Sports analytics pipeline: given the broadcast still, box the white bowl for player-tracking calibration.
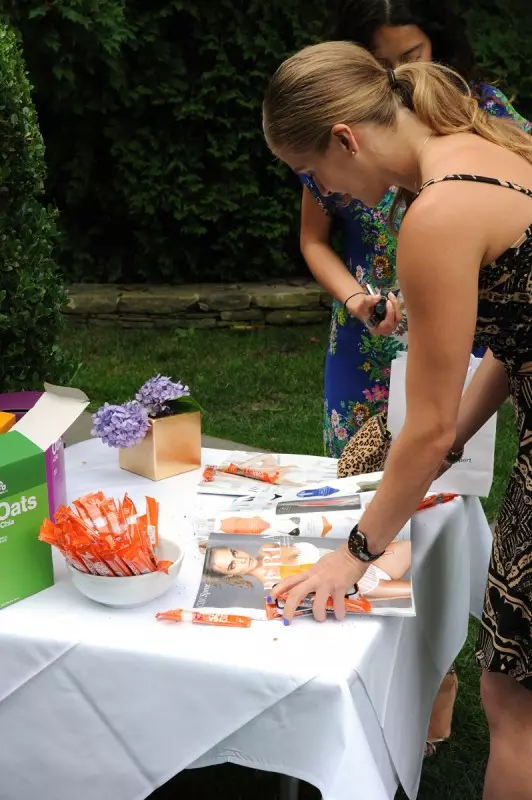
[67,537,184,608]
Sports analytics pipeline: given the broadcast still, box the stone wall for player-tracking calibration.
[66,282,333,328]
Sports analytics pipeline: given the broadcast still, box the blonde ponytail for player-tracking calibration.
[263,41,532,228]
[388,60,532,225]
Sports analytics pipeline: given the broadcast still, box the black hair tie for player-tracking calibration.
[387,67,398,90]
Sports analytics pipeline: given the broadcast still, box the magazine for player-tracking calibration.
[190,504,365,539]
[193,525,414,620]
[225,476,368,513]
[198,452,339,496]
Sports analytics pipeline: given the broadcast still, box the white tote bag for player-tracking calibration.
[387,353,497,497]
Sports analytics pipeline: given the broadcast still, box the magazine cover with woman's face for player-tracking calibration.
[194,531,414,619]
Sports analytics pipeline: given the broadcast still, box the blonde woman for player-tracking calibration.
[264,42,532,798]
[301,0,530,458]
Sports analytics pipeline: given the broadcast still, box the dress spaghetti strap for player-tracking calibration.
[417,174,532,199]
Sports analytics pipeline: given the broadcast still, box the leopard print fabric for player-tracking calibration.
[337,413,392,478]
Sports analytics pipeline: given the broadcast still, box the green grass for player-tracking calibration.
[62,322,518,800]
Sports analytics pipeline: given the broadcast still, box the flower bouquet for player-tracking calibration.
[92,375,202,481]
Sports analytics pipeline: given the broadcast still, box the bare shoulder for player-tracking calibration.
[401,183,485,236]
[397,187,487,276]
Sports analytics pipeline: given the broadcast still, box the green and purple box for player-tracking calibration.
[0,385,89,609]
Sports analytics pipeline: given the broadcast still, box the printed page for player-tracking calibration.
[193,527,414,620]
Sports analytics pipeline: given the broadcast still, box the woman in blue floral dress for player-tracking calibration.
[300,0,532,457]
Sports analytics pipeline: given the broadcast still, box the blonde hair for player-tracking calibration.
[263,41,532,226]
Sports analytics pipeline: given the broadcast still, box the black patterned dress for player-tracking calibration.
[419,174,532,688]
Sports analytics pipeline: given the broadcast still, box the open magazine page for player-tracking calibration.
[198,452,339,496]
[190,499,367,540]
[193,526,414,620]
[226,476,370,513]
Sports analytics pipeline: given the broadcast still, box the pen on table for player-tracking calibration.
[155,609,252,628]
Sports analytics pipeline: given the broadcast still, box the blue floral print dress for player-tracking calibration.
[302,85,532,457]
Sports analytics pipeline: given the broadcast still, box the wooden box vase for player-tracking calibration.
[119,411,201,481]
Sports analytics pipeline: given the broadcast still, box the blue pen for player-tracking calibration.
[296,486,339,498]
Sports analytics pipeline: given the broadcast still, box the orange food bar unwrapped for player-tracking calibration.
[39,493,171,579]
[156,609,252,628]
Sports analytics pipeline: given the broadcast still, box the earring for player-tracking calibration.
[351,150,356,156]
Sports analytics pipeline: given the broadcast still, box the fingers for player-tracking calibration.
[332,588,347,621]
[366,293,401,337]
[387,292,402,323]
[271,572,307,597]
[312,585,331,623]
[282,577,316,624]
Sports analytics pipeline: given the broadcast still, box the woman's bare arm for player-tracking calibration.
[300,187,364,310]
[300,186,400,331]
[357,194,484,554]
[453,349,509,451]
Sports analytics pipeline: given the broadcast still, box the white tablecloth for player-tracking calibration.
[0,440,493,800]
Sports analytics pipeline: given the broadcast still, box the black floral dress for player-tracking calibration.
[419,174,532,688]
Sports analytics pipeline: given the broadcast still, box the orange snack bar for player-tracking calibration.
[137,514,157,567]
[146,497,159,547]
[264,591,372,620]
[39,492,173,579]
[122,494,138,524]
[156,609,252,628]
[416,493,458,511]
[202,463,291,486]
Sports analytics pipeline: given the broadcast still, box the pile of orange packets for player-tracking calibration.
[39,491,173,577]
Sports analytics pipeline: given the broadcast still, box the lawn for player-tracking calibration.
[62,322,517,800]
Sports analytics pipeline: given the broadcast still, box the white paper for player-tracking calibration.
[13,384,89,451]
[387,355,496,497]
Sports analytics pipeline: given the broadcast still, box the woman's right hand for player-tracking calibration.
[346,292,402,336]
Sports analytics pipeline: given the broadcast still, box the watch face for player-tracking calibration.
[352,531,365,550]
[349,528,382,563]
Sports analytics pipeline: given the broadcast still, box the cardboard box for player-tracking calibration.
[0,384,89,609]
[0,392,69,513]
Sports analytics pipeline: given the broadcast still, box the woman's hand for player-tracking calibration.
[347,292,402,336]
[272,545,368,623]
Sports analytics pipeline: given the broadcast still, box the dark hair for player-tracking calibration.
[327,0,476,83]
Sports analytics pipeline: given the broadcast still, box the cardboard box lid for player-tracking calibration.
[11,383,89,452]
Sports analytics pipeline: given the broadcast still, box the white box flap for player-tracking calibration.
[13,383,89,451]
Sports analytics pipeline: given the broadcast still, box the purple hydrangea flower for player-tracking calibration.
[136,374,190,416]
[91,402,150,448]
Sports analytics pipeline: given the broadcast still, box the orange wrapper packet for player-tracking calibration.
[40,492,172,578]
[72,491,105,524]
[120,525,156,575]
[137,514,158,567]
[416,493,458,511]
[122,494,138,525]
[39,519,92,574]
[202,463,289,486]
[156,609,252,628]
[264,592,372,620]
[146,496,159,547]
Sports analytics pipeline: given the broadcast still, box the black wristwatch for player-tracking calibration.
[444,447,464,466]
[348,525,385,563]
